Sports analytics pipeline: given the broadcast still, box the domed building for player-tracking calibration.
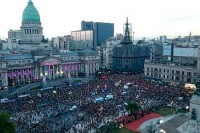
[0,0,100,98]
[19,0,50,50]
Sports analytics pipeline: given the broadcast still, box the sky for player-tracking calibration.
[0,0,200,39]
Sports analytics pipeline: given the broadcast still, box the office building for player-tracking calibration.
[71,21,114,51]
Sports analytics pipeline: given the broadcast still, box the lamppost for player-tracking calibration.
[60,71,63,77]
[186,105,189,116]
[157,119,164,133]
[159,129,166,133]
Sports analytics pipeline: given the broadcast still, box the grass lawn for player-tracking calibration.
[156,107,175,116]
[111,128,135,133]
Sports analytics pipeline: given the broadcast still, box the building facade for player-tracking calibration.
[144,60,197,83]
[0,49,99,89]
[0,0,100,92]
[100,38,121,69]
[71,30,94,51]
[112,18,151,72]
[144,41,200,84]
[71,21,114,51]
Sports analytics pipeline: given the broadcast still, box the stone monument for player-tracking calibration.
[178,82,200,133]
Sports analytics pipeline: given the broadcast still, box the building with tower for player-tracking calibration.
[112,18,151,72]
[18,0,50,50]
[0,0,100,98]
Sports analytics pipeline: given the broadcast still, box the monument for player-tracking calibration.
[178,81,200,133]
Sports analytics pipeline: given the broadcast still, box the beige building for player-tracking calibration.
[144,60,198,83]
[144,37,200,84]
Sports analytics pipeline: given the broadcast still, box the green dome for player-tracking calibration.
[22,0,41,23]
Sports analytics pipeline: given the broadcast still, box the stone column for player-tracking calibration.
[52,65,55,79]
[56,65,59,77]
[85,63,88,76]
[39,66,42,78]
[48,65,51,80]
[59,64,62,77]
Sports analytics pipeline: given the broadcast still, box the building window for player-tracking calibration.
[187,78,191,82]
[167,70,169,73]
[194,73,196,76]
[172,70,174,74]
[163,75,165,78]
[182,71,184,75]
[164,69,165,72]
[159,69,161,72]
[187,72,191,76]
[176,71,180,75]
[176,77,179,81]
[167,75,169,79]
[151,68,153,71]
[147,68,149,71]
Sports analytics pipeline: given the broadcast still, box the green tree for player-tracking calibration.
[0,111,16,133]
[125,101,141,119]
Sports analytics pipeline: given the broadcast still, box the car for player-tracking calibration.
[105,94,114,100]
[94,97,104,103]
[0,98,10,103]
[121,92,127,96]
[69,105,77,111]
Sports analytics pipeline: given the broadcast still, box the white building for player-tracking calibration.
[100,38,121,69]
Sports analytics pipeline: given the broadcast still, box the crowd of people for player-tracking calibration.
[0,73,191,133]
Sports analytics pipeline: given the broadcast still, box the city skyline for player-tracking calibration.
[0,0,200,39]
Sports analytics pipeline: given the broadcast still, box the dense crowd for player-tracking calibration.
[0,73,190,133]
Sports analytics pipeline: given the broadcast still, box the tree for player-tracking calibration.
[0,111,16,133]
[125,101,141,119]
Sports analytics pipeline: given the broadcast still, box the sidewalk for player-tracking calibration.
[138,114,176,133]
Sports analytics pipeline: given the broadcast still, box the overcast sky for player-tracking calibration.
[0,0,200,39]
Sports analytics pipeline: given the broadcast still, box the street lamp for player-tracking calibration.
[159,119,164,124]
[160,129,166,133]
[186,105,189,110]
[53,90,57,94]
[119,123,123,128]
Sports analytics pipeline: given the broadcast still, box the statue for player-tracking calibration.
[191,108,196,120]
[194,81,200,96]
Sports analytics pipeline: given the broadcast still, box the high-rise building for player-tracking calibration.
[8,30,21,43]
[71,30,93,51]
[81,21,93,30]
[71,21,114,51]
[93,22,114,49]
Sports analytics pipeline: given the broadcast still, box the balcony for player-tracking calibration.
[7,63,34,68]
